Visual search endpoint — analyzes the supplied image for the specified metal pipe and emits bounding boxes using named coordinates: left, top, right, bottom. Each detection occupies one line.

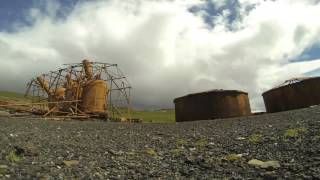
left=82, top=59, right=93, bottom=80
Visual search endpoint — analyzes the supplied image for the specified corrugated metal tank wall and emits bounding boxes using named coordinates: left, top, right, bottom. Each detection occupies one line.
left=174, top=90, right=251, bottom=122
left=262, top=77, right=320, bottom=113
left=81, top=80, right=108, bottom=114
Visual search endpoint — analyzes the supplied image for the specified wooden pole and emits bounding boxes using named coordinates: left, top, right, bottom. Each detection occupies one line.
left=43, top=106, right=58, bottom=117
left=0, top=100, right=82, bottom=107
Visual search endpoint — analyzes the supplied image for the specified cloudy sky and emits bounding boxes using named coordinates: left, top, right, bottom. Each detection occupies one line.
left=1, top=0, right=320, bottom=111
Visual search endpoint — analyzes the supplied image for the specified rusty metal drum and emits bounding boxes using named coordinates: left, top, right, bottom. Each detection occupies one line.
left=174, top=90, right=251, bottom=122
left=262, top=77, right=320, bottom=113
left=81, top=80, right=108, bottom=114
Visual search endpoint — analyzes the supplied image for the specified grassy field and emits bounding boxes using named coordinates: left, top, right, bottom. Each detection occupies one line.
left=132, top=109, right=175, bottom=123
left=0, top=91, right=30, bottom=102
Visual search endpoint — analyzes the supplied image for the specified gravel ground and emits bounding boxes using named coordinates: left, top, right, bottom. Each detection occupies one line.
left=0, top=106, right=320, bottom=179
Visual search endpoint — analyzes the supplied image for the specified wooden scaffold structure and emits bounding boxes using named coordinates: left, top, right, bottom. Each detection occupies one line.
left=25, top=59, right=132, bottom=120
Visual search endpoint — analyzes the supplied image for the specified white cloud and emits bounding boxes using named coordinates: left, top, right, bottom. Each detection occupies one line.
left=210, top=0, right=229, bottom=9
left=0, top=0, right=320, bottom=111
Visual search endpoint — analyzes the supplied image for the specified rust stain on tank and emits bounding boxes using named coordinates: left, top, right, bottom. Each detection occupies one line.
left=174, top=90, right=251, bottom=122
left=262, top=77, right=320, bottom=113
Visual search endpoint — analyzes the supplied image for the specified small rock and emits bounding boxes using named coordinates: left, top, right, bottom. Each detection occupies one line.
left=248, top=159, right=280, bottom=169
left=0, top=111, right=10, bottom=117
left=14, top=143, right=39, bottom=156
left=226, top=154, right=242, bottom=161
left=161, top=163, right=170, bottom=168
left=236, top=137, right=246, bottom=140
left=185, top=156, right=196, bottom=164
left=108, top=149, right=124, bottom=156
left=9, top=134, right=17, bottom=137
left=237, top=153, right=249, bottom=157
left=63, top=160, right=79, bottom=167
left=0, top=165, right=8, bottom=169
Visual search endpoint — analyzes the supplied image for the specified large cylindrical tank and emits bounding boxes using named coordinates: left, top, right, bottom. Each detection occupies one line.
left=81, top=80, right=108, bottom=114
left=262, top=77, right=320, bottom=113
left=174, top=90, right=251, bottom=122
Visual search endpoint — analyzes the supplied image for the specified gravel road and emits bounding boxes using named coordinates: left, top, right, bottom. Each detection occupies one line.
left=0, top=106, right=320, bottom=179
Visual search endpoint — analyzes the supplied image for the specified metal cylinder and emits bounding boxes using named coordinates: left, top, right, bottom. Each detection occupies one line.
left=54, top=88, right=65, bottom=100
left=174, top=90, right=251, bottom=122
left=82, top=59, right=93, bottom=80
left=262, top=77, right=320, bottom=113
left=81, top=80, right=108, bottom=114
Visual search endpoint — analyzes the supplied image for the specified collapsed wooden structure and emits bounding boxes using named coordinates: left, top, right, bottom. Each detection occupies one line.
left=24, top=59, right=132, bottom=120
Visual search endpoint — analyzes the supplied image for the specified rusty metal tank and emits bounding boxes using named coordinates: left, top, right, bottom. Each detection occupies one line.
left=262, top=77, right=320, bottom=113
left=81, top=80, right=108, bottom=114
left=174, top=90, right=251, bottom=122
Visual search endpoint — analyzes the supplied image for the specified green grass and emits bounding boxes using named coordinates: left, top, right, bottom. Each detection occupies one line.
left=132, top=109, right=175, bottom=123
left=248, top=134, right=263, bottom=144
left=284, top=127, right=308, bottom=138
left=196, top=138, right=208, bottom=147
left=145, top=148, right=157, bottom=157
left=109, top=108, right=175, bottom=123
left=226, top=154, right=242, bottom=162
left=6, top=151, right=23, bottom=163
left=170, top=148, right=183, bottom=157
left=176, top=139, right=188, bottom=146
left=0, top=91, right=31, bottom=102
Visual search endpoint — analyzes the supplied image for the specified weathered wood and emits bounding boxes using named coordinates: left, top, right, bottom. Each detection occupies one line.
left=43, top=106, right=58, bottom=117
left=0, top=100, right=82, bottom=107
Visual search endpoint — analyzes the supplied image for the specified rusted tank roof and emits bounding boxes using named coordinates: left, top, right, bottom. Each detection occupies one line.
left=263, top=77, right=318, bottom=94
left=174, top=89, right=248, bottom=102
left=262, top=76, right=320, bottom=113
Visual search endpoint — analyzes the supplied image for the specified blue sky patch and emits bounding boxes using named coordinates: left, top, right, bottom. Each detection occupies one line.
left=291, top=43, right=320, bottom=62
left=189, top=0, right=241, bottom=30
left=0, top=0, right=82, bottom=32
left=304, top=68, right=320, bottom=77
